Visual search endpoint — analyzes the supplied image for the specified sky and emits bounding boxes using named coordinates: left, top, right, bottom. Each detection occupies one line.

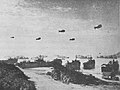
left=0, top=0, right=119, bottom=59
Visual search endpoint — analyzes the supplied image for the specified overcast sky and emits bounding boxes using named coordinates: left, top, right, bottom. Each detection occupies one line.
left=0, top=0, right=119, bottom=59
left=22, top=0, right=119, bottom=28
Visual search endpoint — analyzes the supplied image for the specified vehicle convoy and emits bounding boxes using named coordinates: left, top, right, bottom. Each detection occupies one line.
left=101, top=59, right=119, bottom=81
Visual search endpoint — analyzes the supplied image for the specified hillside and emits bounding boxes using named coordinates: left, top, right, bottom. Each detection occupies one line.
left=97, top=52, right=120, bottom=59
left=0, top=62, right=36, bottom=90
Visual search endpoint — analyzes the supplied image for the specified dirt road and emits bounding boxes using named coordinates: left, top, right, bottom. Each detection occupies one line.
left=22, top=67, right=120, bottom=90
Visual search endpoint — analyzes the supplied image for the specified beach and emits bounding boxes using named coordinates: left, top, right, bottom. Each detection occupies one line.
left=0, top=0, right=119, bottom=89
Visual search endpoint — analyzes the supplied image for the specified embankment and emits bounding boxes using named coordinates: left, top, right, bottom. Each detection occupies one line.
left=47, top=62, right=120, bottom=85
left=0, top=62, right=36, bottom=90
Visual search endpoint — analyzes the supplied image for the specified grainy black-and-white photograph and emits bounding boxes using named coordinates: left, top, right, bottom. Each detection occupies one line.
left=0, top=0, right=120, bottom=90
